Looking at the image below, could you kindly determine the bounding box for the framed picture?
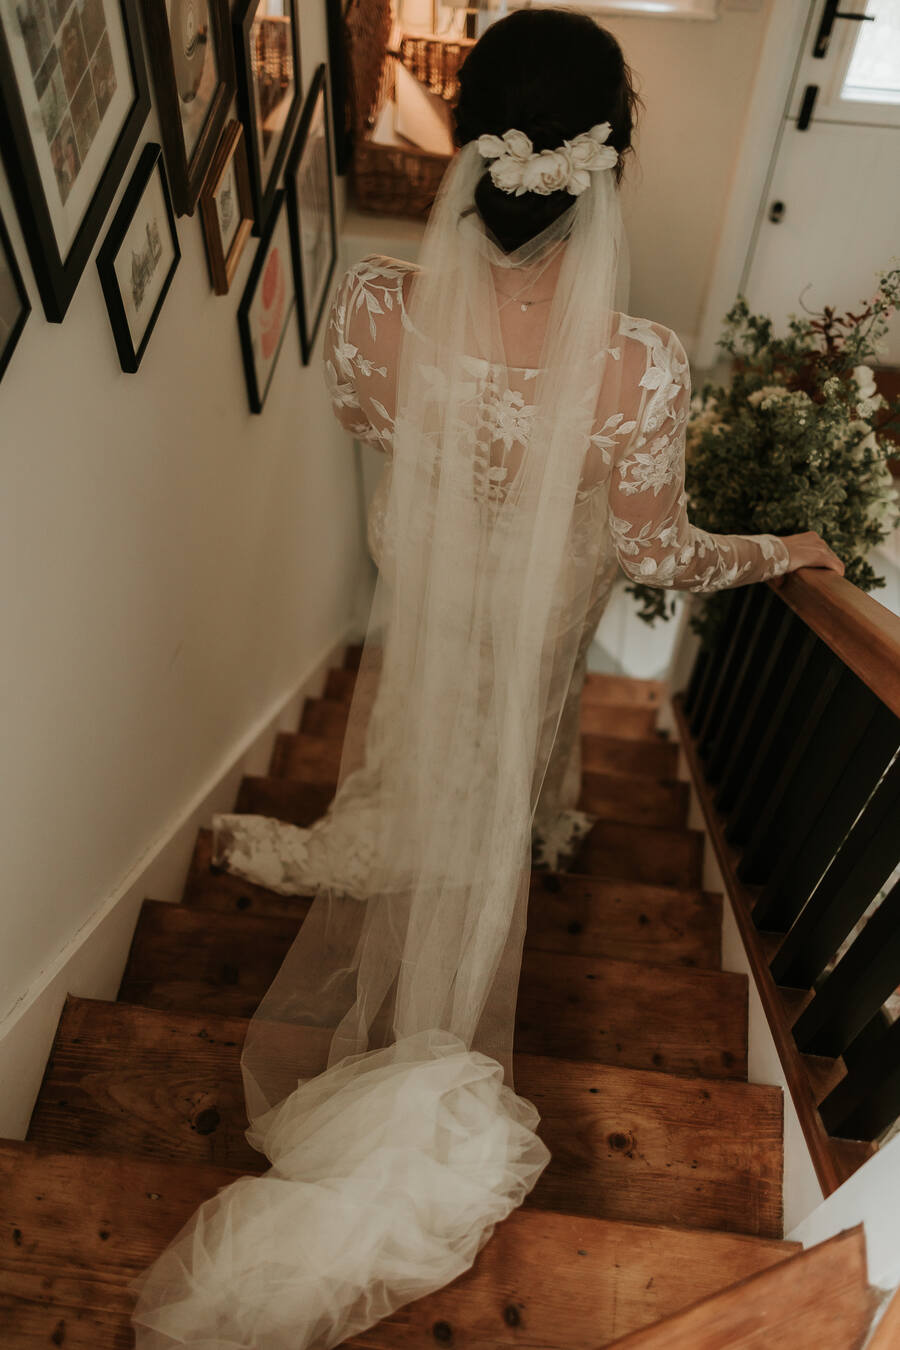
[237,187,295,413]
[234,0,301,232]
[139,0,235,215]
[0,209,31,380]
[96,141,180,371]
[324,0,351,175]
[285,63,336,365]
[199,118,252,294]
[0,0,150,321]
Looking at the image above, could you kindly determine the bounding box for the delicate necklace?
[496,255,558,313]
[496,292,555,314]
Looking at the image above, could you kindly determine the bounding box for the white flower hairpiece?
[476,123,619,197]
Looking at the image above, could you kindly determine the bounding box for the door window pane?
[842,0,900,105]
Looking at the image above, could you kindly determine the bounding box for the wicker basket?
[345,0,473,218]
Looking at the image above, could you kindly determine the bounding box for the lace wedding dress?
[130,146,790,1350]
[211,253,789,893]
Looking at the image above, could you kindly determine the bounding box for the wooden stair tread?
[583,672,667,707]
[0,1139,799,1350]
[28,998,780,1237]
[605,1225,875,1349]
[579,771,689,828]
[529,872,720,968]
[517,949,747,1080]
[582,733,679,780]
[325,666,666,711]
[182,829,316,909]
[575,819,704,890]
[268,732,689,830]
[184,839,722,969]
[300,694,668,745]
[234,776,703,888]
[580,703,661,740]
[117,903,747,1079]
[274,726,680,786]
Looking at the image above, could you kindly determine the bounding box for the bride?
[130,9,844,1347]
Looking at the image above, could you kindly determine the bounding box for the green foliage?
[626,269,900,643]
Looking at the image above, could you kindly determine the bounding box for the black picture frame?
[0,209,31,381]
[0,0,150,321]
[237,187,296,413]
[233,0,302,234]
[324,0,351,175]
[96,141,180,371]
[285,63,337,365]
[140,0,236,216]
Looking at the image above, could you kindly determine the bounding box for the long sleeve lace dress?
[210,254,790,891]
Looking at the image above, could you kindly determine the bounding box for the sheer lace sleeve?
[323,256,410,455]
[606,319,790,592]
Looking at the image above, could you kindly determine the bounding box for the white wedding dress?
[211,253,790,895]
[130,149,790,1350]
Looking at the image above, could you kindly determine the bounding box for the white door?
[744,0,900,364]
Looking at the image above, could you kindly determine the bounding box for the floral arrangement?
[626,269,900,636]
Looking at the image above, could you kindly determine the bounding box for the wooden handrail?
[770,568,900,720]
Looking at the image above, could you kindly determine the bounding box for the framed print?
[139,0,235,215]
[96,141,180,371]
[0,209,31,379]
[285,63,336,365]
[0,0,150,320]
[237,187,295,413]
[199,117,252,294]
[234,0,301,233]
[324,0,350,174]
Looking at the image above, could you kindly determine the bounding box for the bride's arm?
[606,327,792,592]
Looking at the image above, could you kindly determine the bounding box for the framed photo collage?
[0,0,340,398]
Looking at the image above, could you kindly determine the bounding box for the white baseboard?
[659,694,825,1237]
[0,628,353,1140]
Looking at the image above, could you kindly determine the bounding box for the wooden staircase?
[0,649,878,1347]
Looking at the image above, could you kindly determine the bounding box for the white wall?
[592,1,775,351]
[0,2,367,1101]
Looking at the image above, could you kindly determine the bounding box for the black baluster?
[793,879,900,1057]
[715,604,798,812]
[741,668,878,895]
[688,590,745,737]
[753,699,900,933]
[769,753,900,989]
[683,645,710,720]
[706,588,776,784]
[819,1011,900,1143]
[696,588,763,761]
[725,632,823,848]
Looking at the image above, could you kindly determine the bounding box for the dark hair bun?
[454,9,640,252]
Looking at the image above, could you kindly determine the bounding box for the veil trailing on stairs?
[129,140,632,1348]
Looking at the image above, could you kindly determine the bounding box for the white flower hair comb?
[476,123,619,197]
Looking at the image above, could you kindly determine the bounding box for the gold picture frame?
[199,118,253,294]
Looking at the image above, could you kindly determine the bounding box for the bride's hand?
[777,531,845,582]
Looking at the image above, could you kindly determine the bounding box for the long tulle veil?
[129,140,630,1348]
